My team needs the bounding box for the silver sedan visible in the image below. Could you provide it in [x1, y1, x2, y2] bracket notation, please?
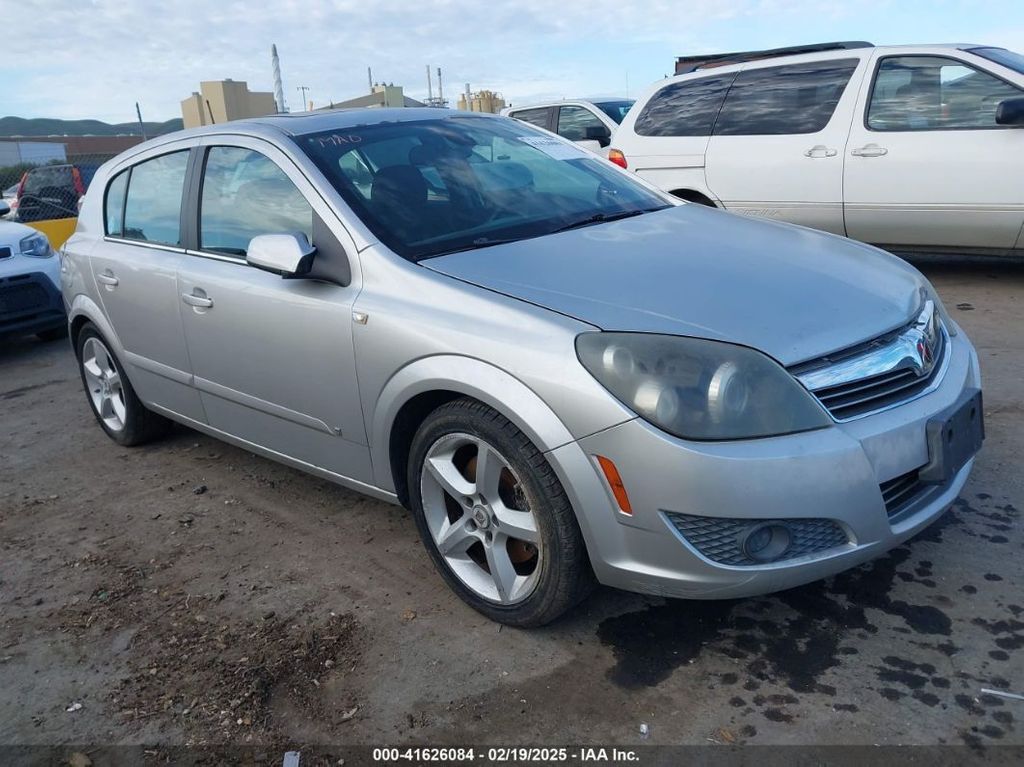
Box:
[61, 109, 983, 625]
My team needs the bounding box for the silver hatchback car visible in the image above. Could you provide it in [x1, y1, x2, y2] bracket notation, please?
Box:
[62, 109, 983, 626]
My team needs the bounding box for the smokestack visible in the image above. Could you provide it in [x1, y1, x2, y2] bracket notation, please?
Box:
[426, 64, 433, 101]
[368, 67, 373, 92]
[271, 44, 287, 113]
[437, 67, 444, 103]
[464, 83, 471, 111]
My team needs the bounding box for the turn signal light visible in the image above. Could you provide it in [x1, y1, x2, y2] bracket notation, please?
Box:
[595, 455, 632, 515]
[607, 148, 628, 169]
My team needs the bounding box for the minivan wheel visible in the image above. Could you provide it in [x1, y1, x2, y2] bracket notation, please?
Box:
[76, 323, 170, 446]
[408, 398, 594, 627]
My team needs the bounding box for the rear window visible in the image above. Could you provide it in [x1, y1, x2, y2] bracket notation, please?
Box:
[104, 170, 129, 236]
[593, 100, 635, 124]
[22, 165, 73, 195]
[509, 108, 551, 129]
[122, 151, 190, 246]
[633, 74, 735, 136]
[713, 59, 859, 135]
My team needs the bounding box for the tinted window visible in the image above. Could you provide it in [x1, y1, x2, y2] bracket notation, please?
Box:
[300, 117, 668, 261]
[556, 106, 606, 141]
[23, 165, 73, 195]
[868, 56, 1024, 131]
[634, 75, 734, 136]
[593, 100, 635, 124]
[713, 59, 858, 136]
[509, 108, 551, 129]
[123, 151, 189, 245]
[104, 170, 128, 236]
[200, 147, 313, 256]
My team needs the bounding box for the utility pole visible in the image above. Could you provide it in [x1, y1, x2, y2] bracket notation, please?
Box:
[135, 102, 147, 140]
[296, 85, 310, 111]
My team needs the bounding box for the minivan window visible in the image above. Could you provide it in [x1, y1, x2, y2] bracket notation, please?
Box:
[122, 151, 190, 246]
[510, 108, 551, 129]
[556, 106, 606, 141]
[593, 100, 635, 124]
[104, 170, 128, 236]
[868, 56, 1024, 131]
[299, 117, 668, 261]
[713, 59, 859, 136]
[633, 74, 735, 137]
[200, 147, 313, 256]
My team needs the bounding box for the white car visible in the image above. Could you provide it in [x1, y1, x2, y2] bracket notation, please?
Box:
[610, 42, 1024, 256]
[0, 201, 66, 340]
[503, 98, 634, 154]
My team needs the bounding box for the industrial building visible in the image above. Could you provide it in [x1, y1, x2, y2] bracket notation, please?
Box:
[457, 89, 507, 114]
[316, 84, 425, 111]
[180, 80, 277, 128]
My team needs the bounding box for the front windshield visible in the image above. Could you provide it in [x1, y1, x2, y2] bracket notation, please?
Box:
[970, 47, 1024, 75]
[297, 115, 668, 261]
[593, 100, 636, 123]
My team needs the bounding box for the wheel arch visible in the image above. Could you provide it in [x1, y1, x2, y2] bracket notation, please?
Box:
[669, 188, 718, 207]
[68, 294, 122, 359]
[372, 356, 578, 508]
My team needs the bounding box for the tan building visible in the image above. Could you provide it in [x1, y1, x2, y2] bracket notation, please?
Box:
[181, 80, 277, 128]
[457, 89, 506, 114]
[315, 84, 425, 111]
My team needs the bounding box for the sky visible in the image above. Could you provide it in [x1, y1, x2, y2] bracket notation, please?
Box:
[2, 0, 1023, 124]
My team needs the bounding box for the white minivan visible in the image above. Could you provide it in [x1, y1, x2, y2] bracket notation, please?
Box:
[610, 43, 1024, 256]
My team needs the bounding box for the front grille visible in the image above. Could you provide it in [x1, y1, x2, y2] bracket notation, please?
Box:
[0, 246, 12, 260]
[792, 301, 947, 421]
[880, 468, 929, 520]
[0, 282, 49, 316]
[664, 512, 849, 566]
[813, 329, 946, 419]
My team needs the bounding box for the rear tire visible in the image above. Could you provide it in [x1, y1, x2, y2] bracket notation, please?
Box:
[408, 397, 594, 627]
[75, 323, 171, 446]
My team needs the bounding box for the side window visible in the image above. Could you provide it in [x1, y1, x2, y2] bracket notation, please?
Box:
[510, 108, 551, 129]
[122, 151, 190, 245]
[713, 59, 859, 136]
[200, 147, 313, 256]
[634, 74, 735, 137]
[104, 170, 129, 236]
[867, 56, 1023, 131]
[556, 106, 606, 141]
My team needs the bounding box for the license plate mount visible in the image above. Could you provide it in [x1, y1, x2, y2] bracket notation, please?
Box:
[919, 389, 984, 484]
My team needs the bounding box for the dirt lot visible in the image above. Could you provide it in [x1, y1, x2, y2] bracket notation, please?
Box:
[1, 258, 1022, 756]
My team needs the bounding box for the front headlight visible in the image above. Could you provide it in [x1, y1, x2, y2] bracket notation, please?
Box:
[576, 332, 831, 441]
[20, 231, 53, 258]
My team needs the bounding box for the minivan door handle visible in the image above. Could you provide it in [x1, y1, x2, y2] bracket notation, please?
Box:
[96, 270, 119, 287]
[182, 289, 214, 309]
[804, 145, 838, 158]
[851, 144, 888, 157]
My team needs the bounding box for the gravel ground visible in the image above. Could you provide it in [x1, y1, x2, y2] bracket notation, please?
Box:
[0, 258, 1021, 756]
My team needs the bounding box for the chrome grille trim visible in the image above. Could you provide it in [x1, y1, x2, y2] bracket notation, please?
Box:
[792, 301, 949, 421]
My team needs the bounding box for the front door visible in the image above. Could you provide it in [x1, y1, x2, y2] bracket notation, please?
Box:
[88, 148, 205, 421]
[704, 56, 868, 236]
[845, 51, 1024, 250]
[176, 141, 370, 482]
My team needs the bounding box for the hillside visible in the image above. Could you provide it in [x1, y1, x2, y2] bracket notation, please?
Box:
[0, 116, 183, 137]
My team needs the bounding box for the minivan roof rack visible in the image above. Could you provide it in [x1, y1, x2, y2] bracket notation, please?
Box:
[674, 41, 874, 75]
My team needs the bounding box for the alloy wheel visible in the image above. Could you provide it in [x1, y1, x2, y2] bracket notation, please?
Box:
[81, 337, 126, 432]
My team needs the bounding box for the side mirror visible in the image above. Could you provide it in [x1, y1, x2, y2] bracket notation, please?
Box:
[247, 232, 316, 278]
[0, 200, 9, 218]
[584, 125, 612, 147]
[996, 96, 1024, 126]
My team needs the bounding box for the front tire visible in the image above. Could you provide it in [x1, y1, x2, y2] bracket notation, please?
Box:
[408, 398, 594, 626]
[75, 323, 170, 446]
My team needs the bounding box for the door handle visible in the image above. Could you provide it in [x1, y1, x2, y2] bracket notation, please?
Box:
[804, 145, 838, 158]
[851, 144, 888, 157]
[96, 270, 119, 287]
[182, 290, 214, 309]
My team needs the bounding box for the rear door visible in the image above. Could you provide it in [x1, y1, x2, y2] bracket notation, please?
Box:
[175, 138, 371, 482]
[508, 107, 555, 133]
[704, 56, 868, 235]
[555, 104, 611, 153]
[88, 147, 205, 421]
[844, 50, 1024, 250]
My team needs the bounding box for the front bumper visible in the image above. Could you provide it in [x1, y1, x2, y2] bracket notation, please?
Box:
[0, 268, 66, 338]
[548, 324, 982, 600]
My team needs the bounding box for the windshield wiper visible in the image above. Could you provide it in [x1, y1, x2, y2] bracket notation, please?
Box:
[421, 235, 527, 260]
[549, 207, 664, 234]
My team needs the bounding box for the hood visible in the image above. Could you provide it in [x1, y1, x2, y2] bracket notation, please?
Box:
[425, 205, 925, 366]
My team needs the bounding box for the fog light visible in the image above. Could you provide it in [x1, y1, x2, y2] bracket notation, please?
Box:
[738, 522, 792, 563]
